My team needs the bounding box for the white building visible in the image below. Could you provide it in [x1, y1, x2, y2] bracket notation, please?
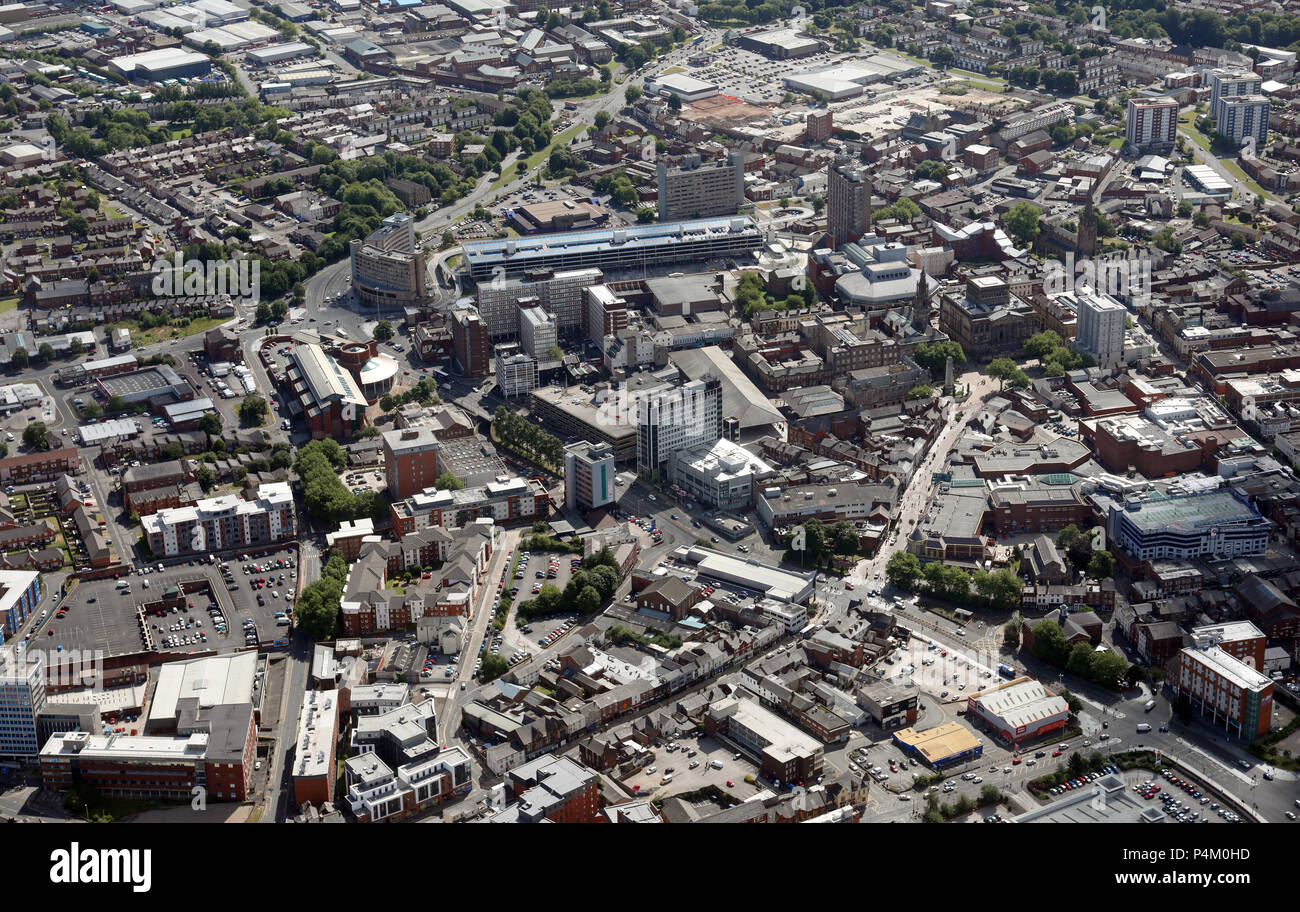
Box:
[1215, 95, 1270, 148]
[636, 377, 723, 482]
[493, 343, 538, 398]
[0, 646, 45, 759]
[1073, 288, 1127, 368]
[519, 306, 557, 360]
[141, 482, 295, 557]
[564, 440, 616, 511]
[670, 438, 772, 508]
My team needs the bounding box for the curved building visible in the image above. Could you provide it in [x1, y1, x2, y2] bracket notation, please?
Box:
[334, 340, 399, 404]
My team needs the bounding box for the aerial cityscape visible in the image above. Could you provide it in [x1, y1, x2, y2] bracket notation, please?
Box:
[0, 0, 1298, 831]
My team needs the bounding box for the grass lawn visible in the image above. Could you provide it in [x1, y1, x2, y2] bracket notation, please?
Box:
[1107, 136, 1124, 149]
[112, 315, 230, 345]
[1220, 159, 1273, 201]
[662, 65, 685, 75]
[0, 296, 18, 315]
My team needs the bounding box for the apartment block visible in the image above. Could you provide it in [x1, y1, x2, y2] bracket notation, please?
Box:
[142, 482, 295, 557]
[0, 647, 45, 759]
[383, 426, 443, 500]
[636, 377, 723, 481]
[451, 306, 490, 378]
[389, 476, 548, 536]
[519, 306, 557, 360]
[657, 152, 745, 222]
[1171, 645, 1273, 739]
[564, 440, 616, 511]
[1126, 97, 1178, 150]
[827, 158, 873, 249]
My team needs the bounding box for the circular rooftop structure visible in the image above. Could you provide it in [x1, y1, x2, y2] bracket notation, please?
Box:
[356, 354, 399, 403]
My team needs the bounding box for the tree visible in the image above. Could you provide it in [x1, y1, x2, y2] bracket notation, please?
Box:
[239, 396, 269, 426]
[1003, 202, 1041, 247]
[913, 341, 965, 377]
[1056, 524, 1081, 550]
[1087, 549, 1114, 580]
[1067, 751, 1086, 778]
[665, 93, 681, 113]
[930, 45, 955, 68]
[197, 465, 215, 492]
[1030, 618, 1068, 666]
[10, 348, 27, 370]
[374, 321, 394, 342]
[22, 422, 47, 449]
[38, 343, 54, 361]
[198, 413, 223, 437]
[907, 385, 933, 400]
[1089, 651, 1130, 690]
[625, 85, 642, 104]
[160, 442, 183, 461]
[1067, 642, 1094, 678]
[434, 473, 465, 490]
[979, 569, 1022, 611]
[987, 357, 1021, 391]
[594, 110, 611, 131]
[69, 338, 84, 356]
[379, 394, 397, 413]
[576, 585, 601, 614]
[1003, 620, 1021, 650]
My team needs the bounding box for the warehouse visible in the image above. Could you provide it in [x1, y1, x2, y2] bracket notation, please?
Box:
[245, 41, 315, 66]
[675, 545, 815, 604]
[965, 678, 1070, 746]
[97, 365, 193, 406]
[644, 72, 718, 103]
[109, 48, 212, 81]
[892, 721, 983, 770]
[737, 28, 821, 60]
[187, 20, 279, 51]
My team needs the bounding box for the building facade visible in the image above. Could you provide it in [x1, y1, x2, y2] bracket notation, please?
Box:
[657, 152, 745, 222]
[142, 483, 295, 557]
[564, 440, 616, 512]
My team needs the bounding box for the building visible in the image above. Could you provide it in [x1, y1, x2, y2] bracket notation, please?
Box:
[292, 690, 339, 808]
[1126, 97, 1178, 151]
[657, 152, 745, 222]
[965, 677, 1070, 746]
[461, 218, 763, 282]
[1171, 645, 1273, 739]
[636, 377, 723, 482]
[737, 27, 821, 60]
[389, 477, 548, 536]
[450, 306, 490, 378]
[1210, 69, 1263, 119]
[938, 276, 1036, 359]
[286, 343, 367, 440]
[141, 482, 295, 557]
[0, 570, 41, 639]
[350, 213, 430, 312]
[564, 441, 615, 512]
[704, 696, 824, 784]
[494, 343, 539, 398]
[1189, 621, 1266, 671]
[475, 268, 602, 339]
[756, 481, 897, 528]
[806, 110, 833, 143]
[1014, 773, 1163, 823]
[530, 385, 638, 463]
[0, 647, 45, 759]
[670, 438, 772, 509]
[1073, 288, 1127, 368]
[487, 755, 600, 823]
[855, 680, 919, 730]
[346, 742, 472, 822]
[1214, 94, 1270, 148]
[519, 306, 557, 360]
[40, 703, 256, 802]
[892, 721, 982, 770]
[383, 427, 442, 500]
[0, 448, 82, 484]
[585, 284, 629, 346]
[97, 366, 192, 406]
[1104, 489, 1268, 561]
[826, 158, 872, 249]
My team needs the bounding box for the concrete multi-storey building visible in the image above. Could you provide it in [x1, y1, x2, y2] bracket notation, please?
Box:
[1170, 645, 1273, 739]
[1126, 97, 1178, 150]
[1073, 288, 1127, 367]
[704, 696, 824, 784]
[0, 647, 45, 759]
[383, 426, 443, 500]
[564, 440, 616, 511]
[826, 158, 873, 249]
[656, 152, 745, 222]
[349, 213, 431, 312]
[1210, 69, 1263, 117]
[584, 284, 629, 346]
[519, 306, 557, 360]
[1215, 94, 1270, 148]
[487, 755, 600, 823]
[475, 267, 603, 338]
[142, 482, 295, 557]
[636, 377, 723, 482]
[292, 690, 339, 808]
[494, 343, 538, 398]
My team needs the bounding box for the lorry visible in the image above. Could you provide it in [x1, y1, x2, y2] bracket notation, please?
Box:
[998, 664, 1016, 680]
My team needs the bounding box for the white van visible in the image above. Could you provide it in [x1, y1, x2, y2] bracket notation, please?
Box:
[1144, 699, 1157, 712]
[1136, 723, 1152, 733]
[710, 760, 724, 770]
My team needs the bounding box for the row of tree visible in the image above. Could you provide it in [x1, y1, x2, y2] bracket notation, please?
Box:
[294, 439, 386, 524]
[294, 550, 348, 640]
[885, 552, 1022, 611]
[493, 406, 562, 469]
[1028, 618, 1137, 690]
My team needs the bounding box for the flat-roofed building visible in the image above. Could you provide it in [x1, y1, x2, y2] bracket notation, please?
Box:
[292, 690, 339, 807]
[383, 426, 443, 500]
[350, 213, 431, 312]
[142, 482, 295, 558]
[657, 152, 745, 222]
[564, 440, 615, 512]
[704, 696, 824, 783]
[389, 476, 548, 536]
[892, 721, 983, 770]
[676, 545, 815, 604]
[1171, 645, 1273, 739]
[1103, 488, 1268, 561]
[671, 438, 772, 509]
[494, 343, 538, 398]
[530, 385, 638, 463]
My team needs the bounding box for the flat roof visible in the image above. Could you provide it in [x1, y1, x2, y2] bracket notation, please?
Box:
[969, 679, 1069, 730]
[1115, 489, 1262, 533]
[148, 652, 259, 727]
[463, 217, 759, 268]
[682, 546, 814, 604]
[294, 690, 338, 779]
[1181, 645, 1271, 691]
[893, 721, 982, 764]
